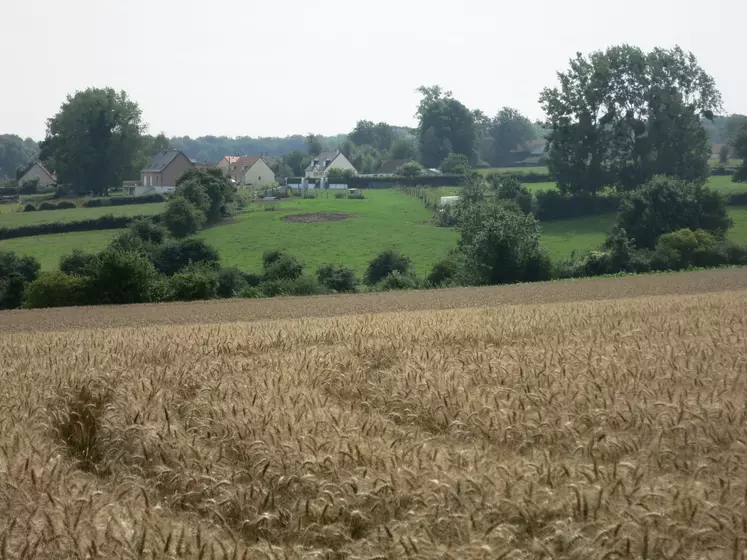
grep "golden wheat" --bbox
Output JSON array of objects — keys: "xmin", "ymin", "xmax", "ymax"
[{"xmin": 0, "ymin": 281, "xmax": 746, "ymax": 558}]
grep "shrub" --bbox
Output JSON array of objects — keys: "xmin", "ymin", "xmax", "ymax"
[
  {"xmin": 316, "ymin": 264, "xmax": 358, "ymax": 293},
  {"xmin": 534, "ymin": 189, "xmax": 622, "ymax": 221},
  {"xmin": 217, "ymin": 267, "xmax": 248, "ymax": 298},
  {"xmin": 0, "ymin": 273, "xmax": 27, "ymax": 309},
  {"xmin": 39, "ymin": 202, "xmax": 57, "ymax": 210},
  {"xmin": 440, "ymin": 153, "xmax": 470, "ymax": 175},
  {"xmin": 0, "ymin": 251, "xmax": 40, "ymax": 283},
  {"xmin": 334, "ymin": 192, "xmax": 346, "ymax": 199},
  {"xmin": 56, "ymin": 200, "xmax": 77, "ymax": 209},
  {"xmin": 261, "ymin": 275, "xmax": 325, "ymax": 297},
  {"xmin": 163, "ymin": 197, "xmax": 205, "ymax": 238},
  {"xmin": 176, "ymin": 169, "xmax": 236, "ymax": 224},
  {"xmin": 302, "ymin": 190, "xmax": 317, "ymax": 199},
  {"xmin": 166, "ymin": 266, "xmax": 219, "ymax": 302},
  {"xmin": 23, "ymin": 272, "xmax": 91, "ymax": 308},
  {"xmin": 89, "ymin": 250, "xmax": 158, "ymax": 305},
  {"xmin": 60, "ymin": 250, "xmax": 100, "ymax": 276},
  {"xmin": 264, "ymin": 252, "xmax": 304, "ymax": 281},
  {"xmin": 427, "ymin": 255, "xmax": 461, "ymax": 287},
  {"xmin": 241, "ymin": 271, "xmax": 263, "ymax": 287},
  {"xmin": 377, "ymin": 271, "xmax": 419, "ymax": 291},
  {"xmin": 23, "ymin": 203, "xmax": 36, "ymax": 212},
  {"xmin": 0, "ymin": 215, "xmax": 140, "ymax": 241},
  {"xmin": 397, "ymin": 161, "xmax": 424, "ymax": 178},
  {"xmin": 651, "ymin": 228, "xmax": 727, "ymax": 270},
  {"xmin": 618, "ymin": 175, "xmax": 732, "ymax": 249},
  {"xmin": 365, "ymin": 249, "xmax": 412, "ymax": 285},
  {"xmin": 152, "ymin": 237, "xmax": 220, "ymax": 276},
  {"xmin": 129, "ymin": 217, "xmax": 167, "ymax": 245},
  {"xmin": 18, "ymin": 179, "xmax": 39, "ymax": 195}
]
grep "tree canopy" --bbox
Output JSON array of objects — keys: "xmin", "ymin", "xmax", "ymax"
[
  {"xmin": 0, "ymin": 135, "xmax": 39, "ymax": 180},
  {"xmin": 489, "ymin": 108, "xmax": 537, "ymax": 166},
  {"xmin": 540, "ymin": 45, "xmax": 722, "ymax": 195}
]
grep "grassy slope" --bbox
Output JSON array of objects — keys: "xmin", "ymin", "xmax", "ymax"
[
  {"xmin": 0, "ymin": 229, "xmax": 123, "ymax": 270},
  {"xmin": 202, "ymin": 190, "xmax": 459, "ymax": 275},
  {"xmin": 0, "ymin": 203, "xmax": 166, "ymax": 226}
]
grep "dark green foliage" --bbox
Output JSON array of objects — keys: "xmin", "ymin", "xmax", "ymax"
[
  {"xmin": 18, "ymin": 179, "xmax": 39, "ymax": 195},
  {"xmin": 39, "ymin": 202, "xmax": 57, "ymax": 210},
  {"xmin": 427, "ymin": 254, "xmax": 461, "ymax": 287},
  {"xmin": 617, "ymin": 175, "xmax": 732, "ymax": 249},
  {"xmin": 263, "ymin": 252, "xmax": 304, "ymax": 281},
  {"xmin": 440, "ymin": 153, "xmax": 470, "ymax": 175},
  {"xmin": 163, "ymin": 197, "xmax": 205, "ymax": 238},
  {"xmin": 651, "ymin": 229, "xmax": 727, "ymax": 270},
  {"xmin": 217, "ymin": 267, "xmax": 248, "ymax": 298},
  {"xmin": 540, "ymin": 45, "xmax": 721, "ymax": 195},
  {"xmin": 23, "ymin": 203, "xmax": 36, "ymax": 212},
  {"xmin": 0, "ymin": 273, "xmax": 26, "ymax": 309},
  {"xmin": 534, "ymin": 190, "xmax": 623, "ymax": 221},
  {"xmin": 176, "ymin": 168, "xmax": 236, "ymax": 224},
  {"xmin": 0, "ymin": 134, "xmax": 39, "ymax": 180},
  {"xmin": 489, "ymin": 175, "xmax": 534, "ymax": 214},
  {"xmin": 23, "ymin": 272, "xmax": 91, "ymax": 308},
  {"xmin": 152, "ymin": 237, "xmax": 220, "ymax": 276},
  {"xmin": 261, "ymin": 276, "xmax": 325, "ymax": 297},
  {"xmin": 39, "ymin": 87, "xmax": 143, "ymax": 195},
  {"xmin": 107, "ymin": 230, "xmax": 150, "ymax": 254},
  {"xmin": 128, "ymin": 217, "xmax": 167, "ymax": 245},
  {"xmin": 82, "ymin": 194, "xmax": 165, "ymax": 208},
  {"xmin": 88, "ymin": 250, "xmax": 158, "ymax": 305},
  {"xmin": 165, "ymin": 265, "xmax": 219, "ymax": 301},
  {"xmin": 60, "ymin": 250, "xmax": 99, "ymax": 276},
  {"xmin": 416, "ymin": 85, "xmax": 478, "ymax": 167},
  {"xmin": 316, "ymin": 264, "xmax": 358, "ymax": 293},
  {"xmin": 733, "ymin": 124, "xmax": 747, "ymax": 182},
  {"xmin": 396, "ymin": 161, "xmax": 424, "ymax": 178},
  {"xmin": 458, "ymin": 200, "xmax": 546, "ymax": 285},
  {"xmin": 489, "ymin": 107, "xmax": 537, "ymax": 166},
  {"xmin": 0, "ymin": 251, "xmax": 40, "ymax": 283},
  {"xmin": 56, "ymin": 200, "xmax": 77, "ymax": 209},
  {"xmin": 377, "ymin": 271, "xmax": 419, "ymax": 291},
  {"xmin": 348, "ymin": 121, "xmax": 396, "ymax": 151},
  {"xmin": 241, "ymin": 271, "xmax": 262, "ymax": 287},
  {"xmin": 364, "ymin": 249, "xmax": 412, "ymax": 285}
]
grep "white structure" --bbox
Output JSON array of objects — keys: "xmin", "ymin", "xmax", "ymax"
[
  {"xmin": 304, "ymin": 150, "xmax": 357, "ymax": 179},
  {"xmin": 439, "ymin": 196, "xmax": 460, "ymax": 206}
]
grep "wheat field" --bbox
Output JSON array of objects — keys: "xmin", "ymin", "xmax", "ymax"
[{"xmin": 1, "ymin": 272, "xmax": 747, "ymax": 558}]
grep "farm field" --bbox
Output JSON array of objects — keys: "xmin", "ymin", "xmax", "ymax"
[
  {"xmin": 0, "ymin": 229, "xmax": 122, "ymax": 270},
  {"xmin": 202, "ymin": 189, "xmax": 460, "ymax": 275},
  {"xmin": 0, "ymin": 201, "xmax": 166, "ymax": 226},
  {"xmin": 1, "ymin": 269, "xmax": 747, "ymax": 558}
]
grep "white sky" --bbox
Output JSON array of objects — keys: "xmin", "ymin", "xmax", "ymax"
[{"xmin": 2, "ymin": 0, "xmax": 746, "ymax": 140}]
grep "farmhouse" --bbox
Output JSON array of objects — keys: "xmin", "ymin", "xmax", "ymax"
[
  {"xmin": 305, "ymin": 150, "xmax": 357, "ymax": 179},
  {"xmin": 17, "ymin": 162, "xmax": 57, "ymax": 188},
  {"xmin": 228, "ymin": 156, "xmax": 275, "ymax": 187},
  {"xmin": 216, "ymin": 156, "xmax": 240, "ymax": 177},
  {"xmin": 124, "ymin": 150, "xmax": 195, "ymax": 196}
]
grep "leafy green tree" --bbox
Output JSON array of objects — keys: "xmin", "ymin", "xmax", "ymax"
[
  {"xmin": 540, "ymin": 45, "xmax": 721, "ymax": 195},
  {"xmin": 489, "ymin": 108, "xmax": 537, "ymax": 166},
  {"xmin": 440, "ymin": 153, "xmax": 470, "ymax": 174},
  {"xmin": 39, "ymin": 88, "xmax": 144, "ymax": 195},
  {"xmin": 0, "ymin": 251, "xmax": 40, "ymax": 283},
  {"xmin": 306, "ymin": 134, "xmax": 323, "ymax": 156},
  {"xmin": 163, "ymin": 197, "xmax": 205, "ymax": 238},
  {"xmin": 0, "ymin": 135, "xmax": 38, "ymax": 180},
  {"xmin": 416, "ymin": 85, "xmax": 477, "ymax": 168},
  {"xmin": 263, "ymin": 251, "xmax": 304, "ymax": 281},
  {"xmin": 348, "ymin": 121, "xmax": 395, "ymax": 151},
  {"xmin": 89, "ymin": 250, "xmax": 158, "ymax": 304},
  {"xmin": 23, "ymin": 272, "xmax": 91, "ymax": 308},
  {"xmin": 152, "ymin": 238, "xmax": 220, "ymax": 276},
  {"xmin": 733, "ymin": 124, "xmax": 747, "ymax": 182},
  {"xmin": 364, "ymin": 249, "xmax": 412, "ymax": 285},
  {"xmin": 280, "ymin": 151, "xmax": 311, "ymax": 177},
  {"xmin": 458, "ymin": 200, "xmax": 549, "ymax": 285},
  {"xmin": 317, "ymin": 264, "xmax": 358, "ymax": 292},
  {"xmin": 719, "ymin": 144, "xmax": 730, "ymax": 165},
  {"xmin": 390, "ymin": 138, "xmax": 418, "ymax": 160},
  {"xmin": 176, "ymin": 168, "xmax": 235, "ymax": 224},
  {"xmin": 59, "ymin": 250, "xmax": 100, "ymax": 276},
  {"xmin": 617, "ymin": 175, "xmax": 732, "ymax": 248},
  {"xmin": 326, "ymin": 168, "xmax": 355, "ymax": 183},
  {"xmin": 396, "ymin": 161, "xmax": 424, "ymax": 178}
]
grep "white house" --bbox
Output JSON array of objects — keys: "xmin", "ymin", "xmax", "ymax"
[
  {"xmin": 228, "ymin": 156, "xmax": 275, "ymax": 187},
  {"xmin": 304, "ymin": 150, "xmax": 357, "ymax": 179},
  {"xmin": 18, "ymin": 162, "xmax": 57, "ymax": 188}
]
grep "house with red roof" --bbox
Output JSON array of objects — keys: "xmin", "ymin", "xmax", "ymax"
[{"xmin": 18, "ymin": 161, "xmax": 57, "ymax": 188}]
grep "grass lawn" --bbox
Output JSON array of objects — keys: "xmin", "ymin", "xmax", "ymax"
[
  {"xmin": 539, "ymin": 214, "xmax": 615, "ymax": 260},
  {"xmin": 728, "ymin": 206, "xmax": 747, "ymax": 245},
  {"xmin": 0, "ymin": 230, "xmax": 123, "ymax": 270},
  {"xmin": 202, "ymin": 190, "xmax": 459, "ymax": 276},
  {"xmin": 0, "ymin": 203, "xmax": 166, "ymax": 227}
]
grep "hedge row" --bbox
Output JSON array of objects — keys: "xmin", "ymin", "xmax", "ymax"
[
  {"xmin": 82, "ymin": 193, "xmax": 166, "ymax": 207},
  {"xmin": 0, "ymin": 214, "xmax": 156, "ymax": 241}
]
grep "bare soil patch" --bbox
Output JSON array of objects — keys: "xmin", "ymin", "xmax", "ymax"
[{"xmin": 281, "ymin": 212, "xmax": 356, "ymax": 223}]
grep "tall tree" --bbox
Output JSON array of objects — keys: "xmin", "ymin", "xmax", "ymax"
[
  {"xmin": 348, "ymin": 121, "xmax": 395, "ymax": 151},
  {"xmin": 390, "ymin": 138, "xmax": 418, "ymax": 160},
  {"xmin": 39, "ymin": 88, "xmax": 144, "ymax": 195},
  {"xmin": 306, "ymin": 134, "xmax": 323, "ymax": 156},
  {"xmin": 0, "ymin": 135, "xmax": 39, "ymax": 180},
  {"xmin": 540, "ymin": 45, "xmax": 721, "ymax": 195},
  {"xmin": 489, "ymin": 107, "xmax": 536, "ymax": 166},
  {"xmin": 733, "ymin": 124, "xmax": 747, "ymax": 182},
  {"xmin": 415, "ymin": 85, "xmax": 477, "ymax": 168}
]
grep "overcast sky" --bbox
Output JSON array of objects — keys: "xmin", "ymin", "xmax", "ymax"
[{"xmin": 3, "ymin": 0, "xmax": 746, "ymax": 140}]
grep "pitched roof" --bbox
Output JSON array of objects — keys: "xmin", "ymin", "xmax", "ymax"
[
  {"xmin": 140, "ymin": 150, "xmax": 184, "ymax": 173},
  {"xmin": 377, "ymin": 159, "xmax": 410, "ymax": 174},
  {"xmin": 305, "ymin": 151, "xmax": 341, "ymax": 171},
  {"xmin": 235, "ymin": 156, "xmax": 262, "ymax": 169},
  {"xmin": 221, "ymin": 156, "xmax": 241, "ymax": 164},
  {"xmin": 34, "ymin": 161, "xmax": 56, "ymax": 181}
]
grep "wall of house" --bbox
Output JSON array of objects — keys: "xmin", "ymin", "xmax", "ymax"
[
  {"xmin": 216, "ymin": 159, "xmax": 231, "ymax": 177},
  {"xmin": 19, "ymin": 165, "xmax": 56, "ymax": 187},
  {"xmin": 327, "ymin": 154, "xmax": 357, "ymax": 176},
  {"xmin": 162, "ymin": 153, "xmax": 195, "ymax": 187},
  {"xmin": 243, "ymin": 159, "xmax": 275, "ymax": 187}
]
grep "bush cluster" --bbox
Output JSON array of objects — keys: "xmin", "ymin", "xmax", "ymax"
[
  {"xmin": 0, "ymin": 215, "xmax": 144, "ymax": 241},
  {"xmin": 82, "ymin": 193, "xmax": 165, "ymax": 208}
]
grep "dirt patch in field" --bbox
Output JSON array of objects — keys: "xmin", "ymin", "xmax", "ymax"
[{"xmin": 281, "ymin": 212, "xmax": 356, "ymax": 223}]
